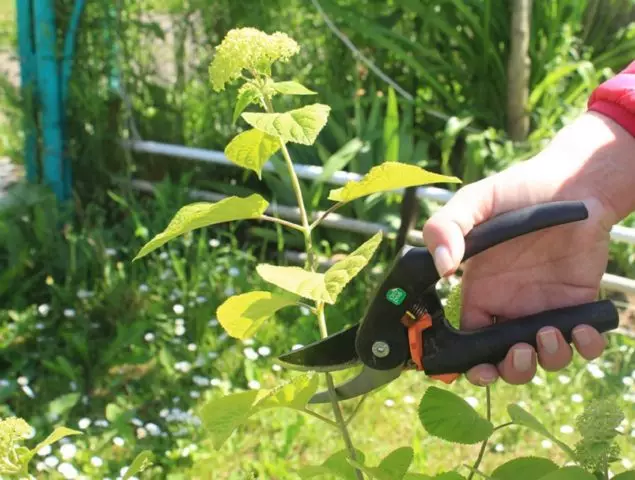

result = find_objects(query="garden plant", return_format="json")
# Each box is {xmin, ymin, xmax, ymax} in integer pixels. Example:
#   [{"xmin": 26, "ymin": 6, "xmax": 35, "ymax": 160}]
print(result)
[{"xmin": 129, "ymin": 27, "xmax": 635, "ymax": 480}]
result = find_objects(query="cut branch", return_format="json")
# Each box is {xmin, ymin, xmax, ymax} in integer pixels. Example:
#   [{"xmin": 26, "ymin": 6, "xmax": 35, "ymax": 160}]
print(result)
[{"xmin": 507, "ymin": 0, "xmax": 533, "ymax": 141}]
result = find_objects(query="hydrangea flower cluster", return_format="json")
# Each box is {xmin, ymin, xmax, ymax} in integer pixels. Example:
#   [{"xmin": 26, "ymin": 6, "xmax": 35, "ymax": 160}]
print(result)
[
  {"xmin": 208, "ymin": 27, "xmax": 300, "ymax": 91},
  {"xmin": 0, "ymin": 417, "xmax": 31, "ymax": 474}
]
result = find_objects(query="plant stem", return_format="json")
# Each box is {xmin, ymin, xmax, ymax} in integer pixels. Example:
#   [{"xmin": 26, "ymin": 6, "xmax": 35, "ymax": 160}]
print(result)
[
  {"xmin": 468, "ymin": 387, "xmax": 492, "ymax": 480},
  {"xmin": 302, "ymin": 408, "xmax": 340, "ymax": 428},
  {"xmin": 346, "ymin": 394, "xmax": 368, "ymax": 426},
  {"xmin": 317, "ymin": 305, "xmax": 364, "ymax": 480},
  {"xmin": 260, "ymin": 92, "xmax": 363, "ymax": 479},
  {"xmin": 260, "ymin": 214, "xmax": 305, "ymax": 232},
  {"xmin": 262, "ymin": 96, "xmax": 315, "ymax": 270},
  {"xmin": 309, "ymin": 202, "xmax": 344, "ymax": 230}
]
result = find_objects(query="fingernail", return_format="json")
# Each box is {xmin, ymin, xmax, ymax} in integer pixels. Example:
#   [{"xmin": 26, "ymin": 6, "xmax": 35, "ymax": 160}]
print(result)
[
  {"xmin": 478, "ymin": 371, "xmax": 497, "ymax": 385},
  {"xmin": 573, "ymin": 326, "xmax": 591, "ymax": 346},
  {"xmin": 433, "ymin": 246, "xmax": 453, "ymax": 276},
  {"xmin": 512, "ymin": 347, "xmax": 533, "ymax": 372},
  {"xmin": 538, "ymin": 328, "xmax": 559, "ymax": 354}
]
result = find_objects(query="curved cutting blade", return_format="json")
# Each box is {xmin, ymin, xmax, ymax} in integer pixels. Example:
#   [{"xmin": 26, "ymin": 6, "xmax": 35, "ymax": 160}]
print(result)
[
  {"xmin": 309, "ymin": 365, "xmax": 403, "ymax": 404},
  {"xmin": 275, "ymin": 324, "xmax": 360, "ymax": 372}
]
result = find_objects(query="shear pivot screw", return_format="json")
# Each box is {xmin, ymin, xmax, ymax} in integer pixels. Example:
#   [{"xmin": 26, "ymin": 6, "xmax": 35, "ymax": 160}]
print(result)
[{"xmin": 372, "ymin": 341, "xmax": 390, "ymax": 358}]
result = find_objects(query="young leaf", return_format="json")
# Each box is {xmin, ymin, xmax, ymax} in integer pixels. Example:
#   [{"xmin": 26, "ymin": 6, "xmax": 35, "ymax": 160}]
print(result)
[
  {"xmin": 29, "ymin": 427, "xmax": 82, "ymax": 460},
  {"xmin": 199, "ymin": 374, "xmax": 318, "ymax": 449},
  {"xmin": 490, "ymin": 457, "xmax": 559, "ymax": 480},
  {"xmin": 134, "ymin": 194, "xmax": 269, "ymax": 260},
  {"xmin": 328, "ymin": 162, "xmax": 461, "ymax": 203},
  {"xmin": 272, "ymin": 81, "xmax": 317, "ymax": 95},
  {"xmin": 256, "ymin": 265, "xmax": 327, "ymax": 303},
  {"xmin": 233, "ymin": 86, "xmax": 260, "ymax": 124},
  {"xmin": 199, "ymin": 390, "xmax": 260, "ymax": 449},
  {"xmin": 418, "ymin": 386, "xmax": 493, "ymax": 444},
  {"xmin": 224, "ymin": 129, "xmax": 281, "ymax": 178},
  {"xmin": 216, "ymin": 291, "xmax": 298, "ymax": 339},
  {"xmin": 298, "ymin": 449, "xmax": 367, "ymax": 480},
  {"xmin": 256, "ymin": 232, "xmax": 382, "ymax": 304},
  {"xmin": 323, "ymin": 231, "xmax": 383, "ymax": 301},
  {"xmin": 242, "ymin": 104, "xmax": 331, "ymax": 145},
  {"xmin": 122, "ymin": 450, "xmax": 154, "ymax": 479},
  {"xmin": 536, "ymin": 466, "xmax": 595, "ymax": 480},
  {"xmin": 347, "ymin": 446, "xmax": 414, "ymax": 480},
  {"xmin": 384, "ymin": 87, "xmax": 399, "ymax": 162},
  {"xmin": 507, "ymin": 404, "xmax": 576, "ymax": 459}
]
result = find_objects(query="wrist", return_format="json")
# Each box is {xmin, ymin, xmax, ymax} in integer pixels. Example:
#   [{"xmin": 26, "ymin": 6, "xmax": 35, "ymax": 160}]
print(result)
[{"xmin": 539, "ymin": 110, "xmax": 635, "ymax": 227}]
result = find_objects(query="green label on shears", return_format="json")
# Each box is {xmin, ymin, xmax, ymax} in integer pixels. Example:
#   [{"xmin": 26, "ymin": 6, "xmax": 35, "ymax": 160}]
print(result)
[{"xmin": 386, "ymin": 287, "xmax": 407, "ymax": 306}]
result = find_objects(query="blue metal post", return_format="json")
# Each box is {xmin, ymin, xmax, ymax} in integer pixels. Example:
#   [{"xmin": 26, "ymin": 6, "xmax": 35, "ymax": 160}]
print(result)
[
  {"xmin": 33, "ymin": 0, "xmax": 65, "ymax": 201},
  {"xmin": 16, "ymin": 0, "xmax": 38, "ymax": 183},
  {"xmin": 60, "ymin": 0, "xmax": 86, "ymax": 200}
]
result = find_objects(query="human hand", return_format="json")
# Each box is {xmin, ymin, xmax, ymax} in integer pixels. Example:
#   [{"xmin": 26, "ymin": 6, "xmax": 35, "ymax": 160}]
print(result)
[{"xmin": 422, "ymin": 112, "xmax": 635, "ymax": 386}]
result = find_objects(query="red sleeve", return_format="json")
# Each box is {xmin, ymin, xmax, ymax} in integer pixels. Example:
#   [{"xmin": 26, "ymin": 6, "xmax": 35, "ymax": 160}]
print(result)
[{"xmin": 588, "ymin": 60, "xmax": 635, "ymax": 137}]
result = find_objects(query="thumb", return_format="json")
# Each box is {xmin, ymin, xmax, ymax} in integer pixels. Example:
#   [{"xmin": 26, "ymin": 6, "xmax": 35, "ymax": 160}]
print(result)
[{"xmin": 422, "ymin": 180, "xmax": 497, "ymax": 277}]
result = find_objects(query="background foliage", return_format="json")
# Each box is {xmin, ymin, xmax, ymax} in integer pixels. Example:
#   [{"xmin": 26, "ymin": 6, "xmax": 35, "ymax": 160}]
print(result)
[{"xmin": 0, "ymin": 0, "xmax": 634, "ymax": 478}]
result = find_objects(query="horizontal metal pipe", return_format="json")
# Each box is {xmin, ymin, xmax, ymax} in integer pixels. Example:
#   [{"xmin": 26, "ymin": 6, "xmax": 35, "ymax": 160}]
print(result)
[{"xmin": 122, "ymin": 140, "xmax": 635, "ymax": 245}]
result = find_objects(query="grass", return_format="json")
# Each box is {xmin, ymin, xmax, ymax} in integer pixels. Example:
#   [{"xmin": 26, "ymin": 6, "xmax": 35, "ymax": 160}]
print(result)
[{"xmin": 0, "ymin": 181, "xmax": 633, "ymax": 479}]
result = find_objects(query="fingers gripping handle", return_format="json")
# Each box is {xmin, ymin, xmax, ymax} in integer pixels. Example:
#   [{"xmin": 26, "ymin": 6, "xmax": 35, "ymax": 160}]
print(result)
[{"xmin": 422, "ymin": 299, "xmax": 619, "ymax": 375}]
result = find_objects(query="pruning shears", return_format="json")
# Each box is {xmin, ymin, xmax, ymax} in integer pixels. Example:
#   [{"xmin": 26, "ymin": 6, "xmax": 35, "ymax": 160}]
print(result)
[{"xmin": 275, "ymin": 201, "xmax": 620, "ymax": 403}]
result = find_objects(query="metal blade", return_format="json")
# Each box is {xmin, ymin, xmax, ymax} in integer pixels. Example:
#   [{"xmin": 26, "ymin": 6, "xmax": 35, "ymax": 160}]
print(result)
[
  {"xmin": 309, "ymin": 365, "xmax": 403, "ymax": 404},
  {"xmin": 275, "ymin": 324, "xmax": 360, "ymax": 372}
]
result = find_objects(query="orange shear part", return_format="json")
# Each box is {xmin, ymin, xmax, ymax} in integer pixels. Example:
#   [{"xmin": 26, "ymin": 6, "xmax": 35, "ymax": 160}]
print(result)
[{"xmin": 402, "ymin": 312, "xmax": 460, "ymax": 385}]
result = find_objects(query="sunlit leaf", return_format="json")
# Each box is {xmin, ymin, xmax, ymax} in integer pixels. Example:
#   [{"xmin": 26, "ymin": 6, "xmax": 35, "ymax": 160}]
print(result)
[
  {"xmin": 256, "ymin": 232, "xmax": 382, "ymax": 304},
  {"xmin": 536, "ymin": 466, "xmax": 595, "ymax": 480},
  {"xmin": 200, "ymin": 374, "xmax": 318, "ymax": 450},
  {"xmin": 123, "ymin": 450, "xmax": 154, "ymax": 479},
  {"xmin": 224, "ymin": 129, "xmax": 281, "ymax": 178},
  {"xmin": 242, "ymin": 104, "xmax": 331, "ymax": 145},
  {"xmin": 418, "ymin": 386, "xmax": 493, "ymax": 444},
  {"xmin": 30, "ymin": 427, "xmax": 82, "ymax": 459},
  {"xmin": 507, "ymin": 404, "xmax": 576, "ymax": 459},
  {"xmin": 611, "ymin": 471, "xmax": 635, "ymax": 479},
  {"xmin": 134, "ymin": 194, "xmax": 269, "ymax": 260},
  {"xmin": 256, "ymin": 265, "xmax": 326, "ymax": 303},
  {"xmin": 491, "ymin": 457, "xmax": 559, "ymax": 480},
  {"xmin": 298, "ymin": 449, "xmax": 366, "ymax": 480},
  {"xmin": 233, "ymin": 86, "xmax": 259, "ymax": 124},
  {"xmin": 328, "ymin": 162, "xmax": 461, "ymax": 202},
  {"xmin": 272, "ymin": 81, "xmax": 317, "ymax": 95},
  {"xmin": 347, "ymin": 446, "xmax": 413, "ymax": 480},
  {"xmin": 199, "ymin": 390, "xmax": 260, "ymax": 449},
  {"xmin": 217, "ymin": 291, "xmax": 298, "ymax": 339},
  {"xmin": 323, "ymin": 231, "xmax": 383, "ymax": 301}
]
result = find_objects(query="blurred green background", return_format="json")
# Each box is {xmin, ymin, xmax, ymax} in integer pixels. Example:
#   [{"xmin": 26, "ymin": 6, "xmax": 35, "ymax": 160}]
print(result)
[{"xmin": 0, "ymin": 0, "xmax": 634, "ymax": 478}]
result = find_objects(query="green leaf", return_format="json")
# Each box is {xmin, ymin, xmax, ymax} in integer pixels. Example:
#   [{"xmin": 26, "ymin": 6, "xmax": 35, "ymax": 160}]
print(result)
[
  {"xmin": 242, "ymin": 104, "xmax": 331, "ymax": 145},
  {"xmin": 328, "ymin": 162, "xmax": 461, "ymax": 202},
  {"xmin": 536, "ymin": 466, "xmax": 595, "ymax": 480},
  {"xmin": 491, "ymin": 457, "xmax": 559, "ymax": 480},
  {"xmin": 323, "ymin": 231, "xmax": 383, "ymax": 301},
  {"xmin": 216, "ymin": 291, "xmax": 297, "ymax": 339},
  {"xmin": 233, "ymin": 87, "xmax": 259, "ymax": 124},
  {"xmin": 272, "ymin": 81, "xmax": 317, "ymax": 95},
  {"xmin": 47, "ymin": 393, "xmax": 81, "ymax": 417},
  {"xmin": 384, "ymin": 87, "xmax": 399, "ymax": 162},
  {"xmin": 507, "ymin": 404, "xmax": 576, "ymax": 459},
  {"xmin": 405, "ymin": 474, "xmax": 465, "ymax": 480},
  {"xmin": 134, "ymin": 194, "xmax": 269, "ymax": 260},
  {"xmin": 298, "ymin": 449, "xmax": 366, "ymax": 480},
  {"xmin": 347, "ymin": 447, "xmax": 413, "ymax": 480},
  {"xmin": 612, "ymin": 472, "xmax": 635, "ymax": 479},
  {"xmin": 418, "ymin": 386, "xmax": 493, "ymax": 444},
  {"xmin": 224, "ymin": 129, "xmax": 281, "ymax": 178},
  {"xmin": 30, "ymin": 427, "xmax": 82, "ymax": 459},
  {"xmin": 200, "ymin": 374, "xmax": 318, "ymax": 449},
  {"xmin": 123, "ymin": 450, "xmax": 154, "ymax": 479},
  {"xmin": 256, "ymin": 232, "xmax": 382, "ymax": 304}
]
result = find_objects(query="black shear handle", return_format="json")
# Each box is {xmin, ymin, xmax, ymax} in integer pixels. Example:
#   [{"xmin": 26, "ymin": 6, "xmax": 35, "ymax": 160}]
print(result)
[
  {"xmin": 423, "ymin": 299, "xmax": 619, "ymax": 375},
  {"xmin": 462, "ymin": 200, "xmax": 588, "ymax": 262}
]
